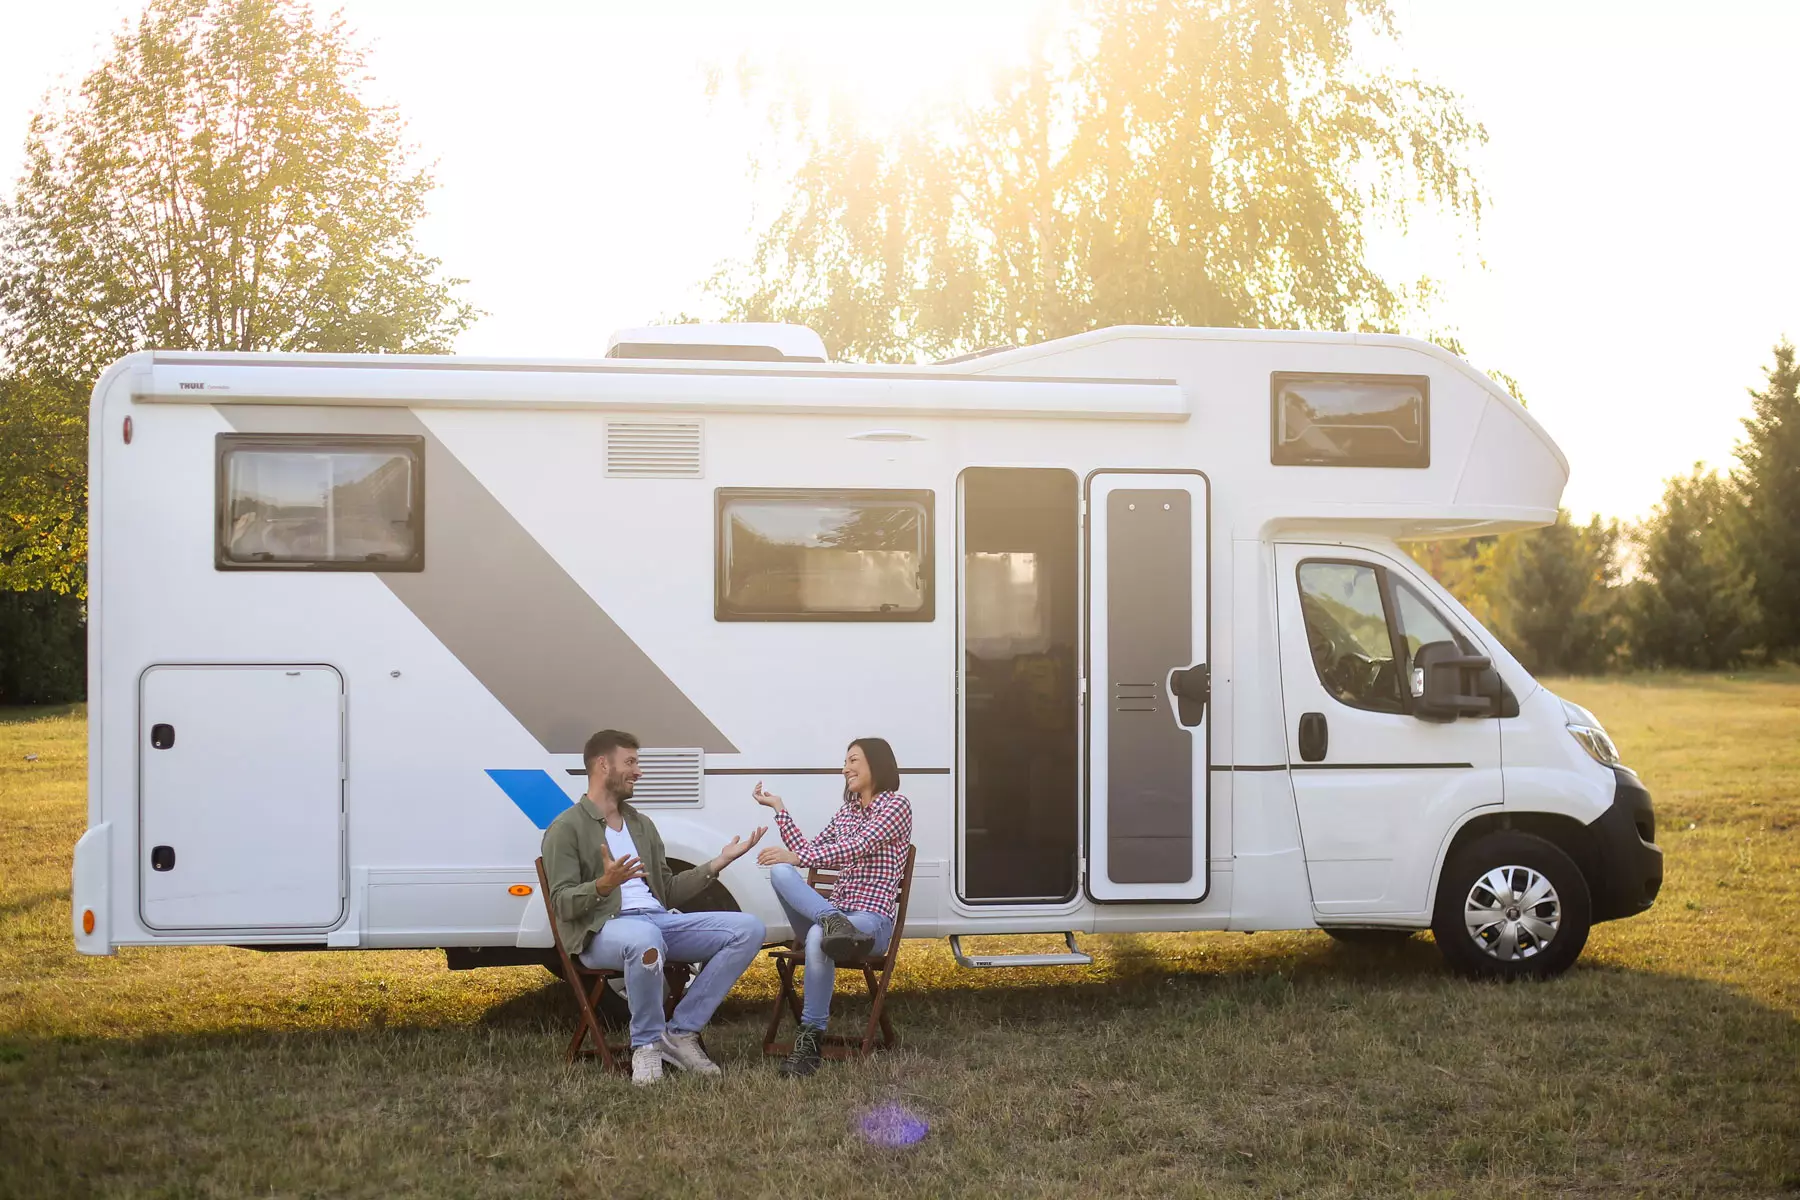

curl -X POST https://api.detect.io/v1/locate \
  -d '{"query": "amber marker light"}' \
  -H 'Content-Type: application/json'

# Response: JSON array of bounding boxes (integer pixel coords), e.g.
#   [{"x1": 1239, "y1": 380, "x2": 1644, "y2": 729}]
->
[
  {"x1": 82, "y1": 909, "x2": 95, "y2": 935},
  {"x1": 508, "y1": 885, "x2": 532, "y2": 897}
]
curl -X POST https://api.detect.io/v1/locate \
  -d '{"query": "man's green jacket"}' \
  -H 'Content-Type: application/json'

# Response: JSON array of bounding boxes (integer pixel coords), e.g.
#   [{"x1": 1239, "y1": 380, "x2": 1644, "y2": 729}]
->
[{"x1": 541, "y1": 795, "x2": 719, "y2": 955}]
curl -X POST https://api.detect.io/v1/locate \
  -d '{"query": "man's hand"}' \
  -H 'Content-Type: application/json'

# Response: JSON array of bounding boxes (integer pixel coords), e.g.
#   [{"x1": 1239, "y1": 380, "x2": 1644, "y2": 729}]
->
[
  {"x1": 597, "y1": 840, "x2": 646, "y2": 896},
  {"x1": 757, "y1": 845, "x2": 802, "y2": 868},
  {"x1": 751, "y1": 782, "x2": 786, "y2": 813},
  {"x1": 708, "y1": 826, "x2": 767, "y2": 875}
]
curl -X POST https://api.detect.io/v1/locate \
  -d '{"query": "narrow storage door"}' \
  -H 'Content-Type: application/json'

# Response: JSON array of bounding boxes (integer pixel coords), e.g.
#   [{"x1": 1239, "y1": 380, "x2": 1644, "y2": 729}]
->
[
  {"x1": 1085, "y1": 472, "x2": 1211, "y2": 901},
  {"x1": 140, "y1": 665, "x2": 345, "y2": 931}
]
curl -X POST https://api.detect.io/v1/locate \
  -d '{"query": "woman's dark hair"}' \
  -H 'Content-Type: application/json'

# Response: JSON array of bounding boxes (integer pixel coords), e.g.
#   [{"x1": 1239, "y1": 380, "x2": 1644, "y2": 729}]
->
[{"x1": 848, "y1": 737, "x2": 901, "y2": 798}]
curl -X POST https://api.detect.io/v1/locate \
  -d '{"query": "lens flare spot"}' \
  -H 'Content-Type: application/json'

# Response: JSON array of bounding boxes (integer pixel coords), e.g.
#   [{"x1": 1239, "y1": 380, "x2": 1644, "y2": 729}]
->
[{"x1": 858, "y1": 1103, "x2": 929, "y2": 1148}]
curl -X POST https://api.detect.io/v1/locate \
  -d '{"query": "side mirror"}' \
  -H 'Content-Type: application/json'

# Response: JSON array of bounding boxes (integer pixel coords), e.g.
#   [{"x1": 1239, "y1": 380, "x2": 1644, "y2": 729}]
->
[{"x1": 1412, "y1": 641, "x2": 1495, "y2": 721}]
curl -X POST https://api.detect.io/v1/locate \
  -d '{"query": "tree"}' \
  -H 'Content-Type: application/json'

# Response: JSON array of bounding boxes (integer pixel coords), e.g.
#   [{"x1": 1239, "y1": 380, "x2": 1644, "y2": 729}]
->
[
  {"x1": 1624, "y1": 466, "x2": 1759, "y2": 670},
  {"x1": 1486, "y1": 510, "x2": 1622, "y2": 675},
  {"x1": 1735, "y1": 339, "x2": 1800, "y2": 657},
  {"x1": 0, "y1": 0, "x2": 477, "y2": 596},
  {"x1": 715, "y1": 0, "x2": 1484, "y2": 361}
]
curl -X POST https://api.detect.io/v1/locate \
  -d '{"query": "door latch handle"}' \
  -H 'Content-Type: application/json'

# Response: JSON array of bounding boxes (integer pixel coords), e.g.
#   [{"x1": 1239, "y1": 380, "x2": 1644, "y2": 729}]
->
[
  {"x1": 1170, "y1": 664, "x2": 1209, "y2": 727},
  {"x1": 1298, "y1": 712, "x2": 1329, "y2": 762}
]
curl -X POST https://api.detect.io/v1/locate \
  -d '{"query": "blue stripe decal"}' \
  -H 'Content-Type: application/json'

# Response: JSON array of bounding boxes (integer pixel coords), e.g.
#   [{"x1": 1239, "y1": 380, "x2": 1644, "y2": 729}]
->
[{"x1": 486, "y1": 769, "x2": 575, "y2": 830}]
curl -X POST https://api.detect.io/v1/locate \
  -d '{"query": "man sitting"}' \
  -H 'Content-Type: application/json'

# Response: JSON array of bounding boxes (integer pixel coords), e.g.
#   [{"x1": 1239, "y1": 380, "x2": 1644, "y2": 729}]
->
[{"x1": 542, "y1": 729, "x2": 767, "y2": 1085}]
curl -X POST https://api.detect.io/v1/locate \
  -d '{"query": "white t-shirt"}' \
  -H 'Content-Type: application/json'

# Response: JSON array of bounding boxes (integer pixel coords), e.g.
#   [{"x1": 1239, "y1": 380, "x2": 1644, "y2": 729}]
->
[{"x1": 604, "y1": 822, "x2": 665, "y2": 914}]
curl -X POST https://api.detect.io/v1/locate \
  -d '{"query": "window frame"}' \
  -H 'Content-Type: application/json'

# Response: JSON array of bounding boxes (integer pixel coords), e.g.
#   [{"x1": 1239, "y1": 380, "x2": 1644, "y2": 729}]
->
[
  {"x1": 214, "y1": 433, "x2": 426, "y2": 573},
  {"x1": 713, "y1": 487, "x2": 936, "y2": 622},
  {"x1": 1269, "y1": 371, "x2": 1432, "y2": 469},
  {"x1": 1294, "y1": 556, "x2": 1480, "y2": 718}
]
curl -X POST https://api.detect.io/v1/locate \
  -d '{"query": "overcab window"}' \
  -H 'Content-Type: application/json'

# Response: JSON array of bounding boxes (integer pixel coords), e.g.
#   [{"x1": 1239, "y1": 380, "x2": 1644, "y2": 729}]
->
[
  {"x1": 216, "y1": 434, "x2": 424, "y2": 571},
  {"x1": 1271, "y1": 372, "x2": 1430, "y2": 468},
  {"x1": 716, "y1": 489, "x2": 933, "y2": 621}
]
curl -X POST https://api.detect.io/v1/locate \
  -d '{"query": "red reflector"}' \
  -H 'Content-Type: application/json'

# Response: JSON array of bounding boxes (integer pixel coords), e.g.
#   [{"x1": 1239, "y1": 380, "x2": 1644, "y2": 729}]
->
[
  {"x1": 122, "y1": 416, "x2": 133, "y2": 444},
  {"x1": 82, "y1": 908, "x2": 95, "y2": 935}
]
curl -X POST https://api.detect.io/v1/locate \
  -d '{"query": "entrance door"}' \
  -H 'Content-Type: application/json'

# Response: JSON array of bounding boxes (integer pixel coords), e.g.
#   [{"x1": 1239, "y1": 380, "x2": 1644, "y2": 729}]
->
[
  {"x1": 957, "y1": 468, "x2": 1081, "y2": 903},
  {"x1": 1273, "y1": 546, "x2": 1503, "y2": 915},
  {"x1": 1085, "y1": 471, "x2": 1210, "y2": 902},
  {"x1": 140, "y1": 664, "x2": 345, "y2": 930}
]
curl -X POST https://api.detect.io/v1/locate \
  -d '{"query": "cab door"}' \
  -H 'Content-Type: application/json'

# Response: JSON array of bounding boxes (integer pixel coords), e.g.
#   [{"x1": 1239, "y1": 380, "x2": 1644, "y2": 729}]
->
[
  {"x1": 1273, "y1": 546, "x2": 1502, "y2": 916},
  {"x1": 1085, "y1": 471, "x2": 1210, "y2": 902}
]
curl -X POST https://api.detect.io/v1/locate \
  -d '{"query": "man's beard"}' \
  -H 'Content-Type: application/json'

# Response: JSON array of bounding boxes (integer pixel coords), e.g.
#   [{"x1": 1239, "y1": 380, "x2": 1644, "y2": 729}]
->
[{"x1": 607, "y1": 777, "x2": 635, "y2": 801}]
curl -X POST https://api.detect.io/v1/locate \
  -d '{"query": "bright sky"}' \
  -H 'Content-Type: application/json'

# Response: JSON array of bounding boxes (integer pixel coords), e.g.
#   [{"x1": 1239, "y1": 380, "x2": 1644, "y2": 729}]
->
[{"x1": 2, "y1": 0, "x2": 1796, "y2": 522}]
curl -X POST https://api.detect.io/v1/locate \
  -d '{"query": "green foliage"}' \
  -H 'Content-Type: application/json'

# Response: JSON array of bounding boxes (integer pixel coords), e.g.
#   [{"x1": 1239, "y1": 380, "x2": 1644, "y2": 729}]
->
[
  {"x1": 1480, "y1": 511, "x2": 1622, "y2": 675},
  {"x1": 1410, "y1": 514, "x2": 1622, "y2": 675},
  {"x1": 0, "y1": 588, "x2": 84, "y2": 704},
  {"x1": 0, "y1": 0, "x2": 478, "y2": 386},
  {"x1": 0, "y1": 0, "x2": 478, "y2": 618},
  {"x1": 1625, "y1": 466, "x2": 1760, "y2": 670},
  {"x1": 1735, "y1": 339, "x2": 1800, "y2": 656},
  {"x1": 0, "y1": 375, "x2": 86, "y2": 595},
  {"x1": 716, "y1": 0, "x2": 1484, "y2": 361}
]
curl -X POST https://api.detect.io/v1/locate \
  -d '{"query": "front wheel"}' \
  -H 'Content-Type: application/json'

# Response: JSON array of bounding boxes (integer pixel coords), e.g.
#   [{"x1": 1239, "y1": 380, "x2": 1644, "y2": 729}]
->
[{"x1": 1431, "y1": 831, "x2": 1591, "y2": 980}]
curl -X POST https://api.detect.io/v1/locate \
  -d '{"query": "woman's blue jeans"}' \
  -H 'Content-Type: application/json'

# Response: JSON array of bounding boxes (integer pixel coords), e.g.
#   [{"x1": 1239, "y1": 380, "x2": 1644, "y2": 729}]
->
[{"x1": 768, "y1": 862, "x2": 894, "y2": 1031}]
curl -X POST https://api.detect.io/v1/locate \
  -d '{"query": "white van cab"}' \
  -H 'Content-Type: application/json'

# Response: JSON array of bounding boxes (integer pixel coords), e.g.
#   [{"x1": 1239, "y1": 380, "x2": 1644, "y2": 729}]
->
[{"x1": 71, "y1": 323, "x2": 1661, "y2": 985}]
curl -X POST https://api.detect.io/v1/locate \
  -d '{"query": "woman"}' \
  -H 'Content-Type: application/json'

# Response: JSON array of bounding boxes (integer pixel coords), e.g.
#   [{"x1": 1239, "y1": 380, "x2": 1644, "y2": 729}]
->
[{"x1": 754, "y1": 737, "x2": 913, "y2": 1079}]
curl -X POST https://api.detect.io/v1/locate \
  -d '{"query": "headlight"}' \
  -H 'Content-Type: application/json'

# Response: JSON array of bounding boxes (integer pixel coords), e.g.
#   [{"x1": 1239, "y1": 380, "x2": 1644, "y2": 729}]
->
[{"x1": 1561, "y1": 698, "x2": 1621, "y2": 766}]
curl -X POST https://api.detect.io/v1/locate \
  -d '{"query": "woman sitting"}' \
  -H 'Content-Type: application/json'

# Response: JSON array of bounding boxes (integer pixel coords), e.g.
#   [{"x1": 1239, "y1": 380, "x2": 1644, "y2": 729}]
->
[{"x1": 753, "y1": 737, "x2": 913, "y2": 1079}]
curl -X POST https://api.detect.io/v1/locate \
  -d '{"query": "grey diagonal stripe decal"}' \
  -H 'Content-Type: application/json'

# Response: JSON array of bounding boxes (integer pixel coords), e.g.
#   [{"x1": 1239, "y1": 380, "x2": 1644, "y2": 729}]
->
[{"x1": 218, "y1": 405, "x2": 736, "y2": 753}]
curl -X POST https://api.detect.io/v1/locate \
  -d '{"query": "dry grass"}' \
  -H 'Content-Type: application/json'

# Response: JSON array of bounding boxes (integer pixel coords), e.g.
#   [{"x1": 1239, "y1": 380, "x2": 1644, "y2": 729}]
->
[{"x1": 1, "y1": 673, "x2": 1797, "y2": 1198}]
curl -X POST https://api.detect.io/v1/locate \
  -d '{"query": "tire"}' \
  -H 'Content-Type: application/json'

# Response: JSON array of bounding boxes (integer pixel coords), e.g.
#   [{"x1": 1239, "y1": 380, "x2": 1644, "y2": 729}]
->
[
  {"x1": 1323, "y1": 927, "x2": 1417, "y2": 946},
  {"x1": 1432, "y1": 831, "x2": 1591, "y2": 980}
]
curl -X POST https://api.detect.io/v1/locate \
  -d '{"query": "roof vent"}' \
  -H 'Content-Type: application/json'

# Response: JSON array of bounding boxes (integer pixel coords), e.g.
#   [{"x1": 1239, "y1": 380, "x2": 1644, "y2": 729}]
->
[
  {"x1": 631, "y1": 748, "x2": 704, "y2": 804},
  {"x1": 606, "y1": 420, "x2": 703, "y2": 478},
  {"x1": 605, "y1": 322, "x2": 827, "y2": 363}
]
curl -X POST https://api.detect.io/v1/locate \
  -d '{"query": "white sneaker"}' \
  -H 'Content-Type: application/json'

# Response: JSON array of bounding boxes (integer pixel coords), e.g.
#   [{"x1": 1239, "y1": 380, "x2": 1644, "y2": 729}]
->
[
  {"x1": 659, "y1": 1030, "x2": 722, "y2": 1076},
  {"x1": 630, "y1": 1043, "x2": 664, "y2": 1086}
]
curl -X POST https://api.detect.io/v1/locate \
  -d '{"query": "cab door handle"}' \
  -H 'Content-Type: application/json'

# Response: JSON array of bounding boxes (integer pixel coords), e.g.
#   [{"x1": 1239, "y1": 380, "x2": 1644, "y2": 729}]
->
[{"x1": 1298, "y1": 712, "x2": 1329, "y2": 762}]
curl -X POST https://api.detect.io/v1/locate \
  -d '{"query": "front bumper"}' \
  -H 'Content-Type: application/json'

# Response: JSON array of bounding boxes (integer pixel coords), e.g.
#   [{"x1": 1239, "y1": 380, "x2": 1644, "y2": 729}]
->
[{"x1": 1586, "y1": 767, "x2": 1663, "y2": 922}]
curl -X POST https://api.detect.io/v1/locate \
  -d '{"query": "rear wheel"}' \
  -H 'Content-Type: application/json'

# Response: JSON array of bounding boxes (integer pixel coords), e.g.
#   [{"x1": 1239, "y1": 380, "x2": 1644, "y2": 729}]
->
[{"x1": 1432, "y1": 831, "x2": 1591, "y2": 980}]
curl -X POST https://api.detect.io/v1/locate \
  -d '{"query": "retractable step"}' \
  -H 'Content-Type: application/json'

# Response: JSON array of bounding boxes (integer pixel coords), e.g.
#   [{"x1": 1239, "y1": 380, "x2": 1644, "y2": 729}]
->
[{"x1": 948, "y1": 932, "x2": 1093, "y2": 968}]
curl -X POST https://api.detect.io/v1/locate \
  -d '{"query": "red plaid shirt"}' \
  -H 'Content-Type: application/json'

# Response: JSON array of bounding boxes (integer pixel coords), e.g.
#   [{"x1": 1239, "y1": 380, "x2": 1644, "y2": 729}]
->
[{"x1": 774, "y1": 791, "x2": 912, "y2": 919}]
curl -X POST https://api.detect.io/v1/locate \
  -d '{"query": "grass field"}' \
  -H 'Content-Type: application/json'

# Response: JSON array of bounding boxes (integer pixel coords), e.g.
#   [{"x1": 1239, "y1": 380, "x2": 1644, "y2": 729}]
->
[{"x1": 2, "y1": 673, "x2": 1797, "y2": 1198}]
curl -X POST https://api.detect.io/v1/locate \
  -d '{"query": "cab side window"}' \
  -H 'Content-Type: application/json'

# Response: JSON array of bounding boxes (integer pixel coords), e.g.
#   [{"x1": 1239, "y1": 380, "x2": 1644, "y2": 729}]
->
[
  {"x1": 1297, "y1": 562, "x2": 1405, "y2": 714},
  {"x1": 1393, "y1": 579, "x2": 1468, "y2": 699}
]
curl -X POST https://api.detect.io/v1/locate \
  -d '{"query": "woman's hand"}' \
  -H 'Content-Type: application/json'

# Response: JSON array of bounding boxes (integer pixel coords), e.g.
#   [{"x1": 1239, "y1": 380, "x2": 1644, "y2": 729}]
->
[
  {"x1": 757, "y1": 846, "x2": 802, "y2": 868},
  {"x1": 751, "y1": 781, "x2": 786, "y2": 813}
]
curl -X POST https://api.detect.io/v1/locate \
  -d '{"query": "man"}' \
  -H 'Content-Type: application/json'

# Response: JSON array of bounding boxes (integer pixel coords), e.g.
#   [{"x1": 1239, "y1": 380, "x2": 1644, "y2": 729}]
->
[{"x1": 543, "y1": 729, "x2": 767, "y2": 1085}]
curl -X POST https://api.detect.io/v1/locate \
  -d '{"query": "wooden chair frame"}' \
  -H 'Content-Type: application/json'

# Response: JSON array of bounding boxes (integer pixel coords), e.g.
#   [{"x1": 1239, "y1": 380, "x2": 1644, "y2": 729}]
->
[
  {"x1": 762, "y1": 844, "x2": 917, "y2": 1061},
  {"x1": 535, "y1": 857, "x2": 688, "y2": 1072}
]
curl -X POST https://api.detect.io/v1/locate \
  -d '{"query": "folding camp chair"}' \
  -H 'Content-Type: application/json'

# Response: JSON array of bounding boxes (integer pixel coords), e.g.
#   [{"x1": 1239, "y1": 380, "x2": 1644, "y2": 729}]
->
[
  {"x1": 534, "y1": 856, "x2": 689, "y2": 1072},
  {"x1": 762, "y1": 844, "x2": 916, "y2": 1061}
]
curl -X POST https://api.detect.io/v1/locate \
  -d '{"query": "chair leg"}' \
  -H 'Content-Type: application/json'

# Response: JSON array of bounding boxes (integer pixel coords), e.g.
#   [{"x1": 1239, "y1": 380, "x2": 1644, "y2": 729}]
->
[
  {"x1": 763, "y1": 958, "x2": 798, "y2": 1053},
  {"x1": 572, "y1": 973, "x2": 617, "y2": 1070}
]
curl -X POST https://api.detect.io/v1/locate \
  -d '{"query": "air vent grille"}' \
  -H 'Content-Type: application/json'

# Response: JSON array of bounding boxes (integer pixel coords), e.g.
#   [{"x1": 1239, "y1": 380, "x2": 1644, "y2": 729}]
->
[
  {"x1": 632, "y1": 748, "x2": 705, "y2": 804},
  {"x1": 606, "y1": 420, "x2": 703, "y2": 478}
]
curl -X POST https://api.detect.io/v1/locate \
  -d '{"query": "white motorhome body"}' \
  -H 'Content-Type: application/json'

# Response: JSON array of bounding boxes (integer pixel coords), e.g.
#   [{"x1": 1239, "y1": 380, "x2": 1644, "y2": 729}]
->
[{"x1": 73, "y1": 325, "x2": 1662, "y2": 978}]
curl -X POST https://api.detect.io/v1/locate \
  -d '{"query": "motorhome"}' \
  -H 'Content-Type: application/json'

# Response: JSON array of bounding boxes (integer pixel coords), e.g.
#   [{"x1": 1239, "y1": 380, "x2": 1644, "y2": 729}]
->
[{"x1": 71, "y1": 323, "x2": 1662, "y2": 992}]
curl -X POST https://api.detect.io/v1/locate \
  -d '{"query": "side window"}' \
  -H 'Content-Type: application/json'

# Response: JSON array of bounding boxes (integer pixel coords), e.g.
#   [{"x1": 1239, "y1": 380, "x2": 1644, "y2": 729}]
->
[
  {"x1": 1393, "y1": 580, "x2": 1468, "y2": 698},
  {"x1": 1296, "y1": 562, "x2": 1405, "y2": 714},
  {"x1": 216, "y1": 434, "x2": 424, "y2": 571},
  {"x1": 716, "y1": 489, "x2": 934, "y2": 621},
  {"x1": 1271, "y1": 373, "x2": 1430, "y2": 468}
]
